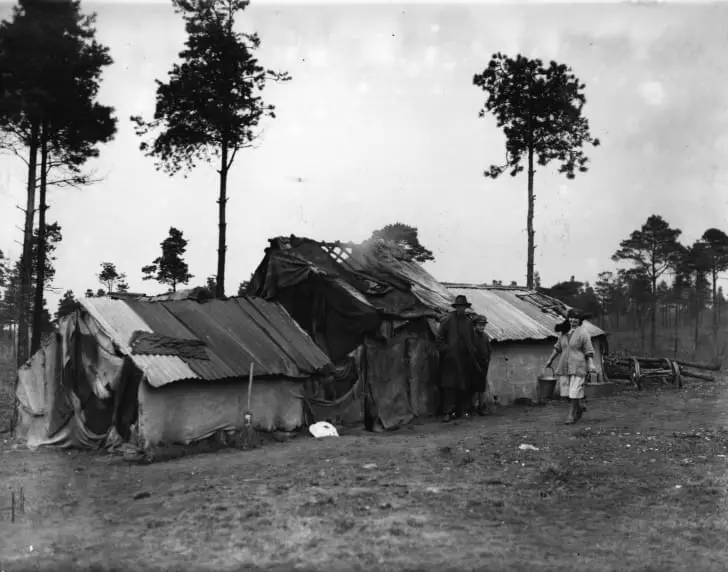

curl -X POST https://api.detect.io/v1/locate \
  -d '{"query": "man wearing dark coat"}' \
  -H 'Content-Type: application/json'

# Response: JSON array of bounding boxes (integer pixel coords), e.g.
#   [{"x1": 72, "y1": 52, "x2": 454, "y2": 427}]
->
[
  {"x1": 471, "y1": 314, "x2": 492, "y2": 415},
  {"x1": 436, "y1": 295, "x2": 482, "y2": 422}
]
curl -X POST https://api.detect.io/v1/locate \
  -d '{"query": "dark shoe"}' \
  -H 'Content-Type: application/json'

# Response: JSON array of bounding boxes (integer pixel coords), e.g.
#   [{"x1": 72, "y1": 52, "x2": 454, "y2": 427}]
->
[
  {"x1": 565, "y1": 400, "x2": 578, "y2": 425},
  {"x1": 575, "y1": 400, "x2": 586, "y2": 421}
]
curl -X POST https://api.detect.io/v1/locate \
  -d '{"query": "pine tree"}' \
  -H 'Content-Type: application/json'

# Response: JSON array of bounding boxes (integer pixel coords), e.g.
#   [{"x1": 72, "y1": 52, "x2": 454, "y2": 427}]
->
[
  {"x1": 612, "y1": 215, "x2": 683, "y2": 354},
  {"x1": 473, "y1": 54, "x2": 600, "y2": 288},
  {"x1": 0, "y1": 0, "x2": 116, "y2": 358},
  {"x1": 131, "y1": 0, "x2": 290, "y2": 298},
  {"x1": 141, "y1": 227, "x2": 194, "y2": 292}
]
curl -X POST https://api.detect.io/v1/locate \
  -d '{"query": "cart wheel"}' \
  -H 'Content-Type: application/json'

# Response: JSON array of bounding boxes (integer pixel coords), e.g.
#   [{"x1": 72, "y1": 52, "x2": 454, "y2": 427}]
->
[
  {"x1": 632, "y1": 358, "x2": 642, "y2": 390},
  {"x1": 668, "y1": 359, "x2": 682, "y2": 389}
]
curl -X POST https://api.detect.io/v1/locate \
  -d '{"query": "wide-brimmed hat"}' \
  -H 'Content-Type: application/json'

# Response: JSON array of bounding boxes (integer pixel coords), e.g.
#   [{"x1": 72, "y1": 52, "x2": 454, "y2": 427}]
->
[
  {"x1": 566, "y1": 308, "x2": 583, "y2": 319},
  {"x1": 472, "y1": 314, "x2": 488, "y2": 327},
  {"x1": 452, "y1": 295, "x2": 471, "y2": 308}
]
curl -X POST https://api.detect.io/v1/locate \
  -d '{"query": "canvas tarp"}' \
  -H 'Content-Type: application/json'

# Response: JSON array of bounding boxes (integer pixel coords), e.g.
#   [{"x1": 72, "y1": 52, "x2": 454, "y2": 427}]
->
[
  {"x1": 129, "y1": 331, "x2": 208, "y2": 360},
  {"x1": 16, "y1": 303, "x2": 323, "y2": 450},
  {"x1": 302, "y1": 328, "x2": 440, "y2": 431},
  {"x1": 251, "y1": 250, "x2": 381, "y2": 362},
  {"x1": 15, "y1": 312, "x2": 139, "y2": 449},
  {"x1": 138, "y1": 378, "x2": 306, "y2": 446},
  {"x1": 250, "y1": 238, "x2": 446, "y2": 322},
  {"x1": 363, "y1": 337, "x2": 415, "y2": 429}
]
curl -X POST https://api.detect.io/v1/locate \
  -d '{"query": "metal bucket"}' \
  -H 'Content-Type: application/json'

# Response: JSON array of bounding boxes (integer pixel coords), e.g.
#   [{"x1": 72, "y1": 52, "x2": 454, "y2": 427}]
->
[{"x1": 537, "y1": 367, "x2": 557, "y2": 403}]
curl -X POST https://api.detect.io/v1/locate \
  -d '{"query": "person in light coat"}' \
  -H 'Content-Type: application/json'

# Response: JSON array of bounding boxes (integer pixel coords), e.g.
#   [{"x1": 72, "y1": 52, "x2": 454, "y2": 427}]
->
[{"x1": 544, "y1": 309, "x2": 597, "y2": 424}]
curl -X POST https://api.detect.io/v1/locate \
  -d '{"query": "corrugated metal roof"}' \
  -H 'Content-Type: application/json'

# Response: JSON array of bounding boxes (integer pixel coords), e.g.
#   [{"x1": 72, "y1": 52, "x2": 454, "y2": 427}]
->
[
  {"x1": 81, "y1": 298, "x2": 202, "y2": 386},
  {"x1": 79, "y1": 296, "x2": 332, "y2": 388},
  {"x1": 443, "y1": 284, "x2": 606, "y2": 342}
]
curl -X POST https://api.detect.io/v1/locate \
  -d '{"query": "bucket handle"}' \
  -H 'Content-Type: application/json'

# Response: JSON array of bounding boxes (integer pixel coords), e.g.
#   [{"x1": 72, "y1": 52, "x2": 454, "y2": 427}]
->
[{"x1": 539, "y1": 365, "x2": 556, "y2": 380}]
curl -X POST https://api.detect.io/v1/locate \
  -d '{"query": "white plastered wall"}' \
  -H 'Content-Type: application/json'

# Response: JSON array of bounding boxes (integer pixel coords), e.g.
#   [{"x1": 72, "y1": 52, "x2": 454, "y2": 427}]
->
[{"x1": 487, "y1": 337, "x2": 606, "y2": 404}]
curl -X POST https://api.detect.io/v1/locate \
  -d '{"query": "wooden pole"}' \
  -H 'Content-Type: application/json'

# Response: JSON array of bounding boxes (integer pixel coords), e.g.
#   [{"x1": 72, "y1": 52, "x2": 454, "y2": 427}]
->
[
  {"x1": 681, "y1": 369, "x2": 716, "y2": 382},
  {"x1": 247, "y1": 363, "x2": 254, "y2": 414},
  {"x1": 240, "y1": 363, "x2": 256, "y2": 450}
]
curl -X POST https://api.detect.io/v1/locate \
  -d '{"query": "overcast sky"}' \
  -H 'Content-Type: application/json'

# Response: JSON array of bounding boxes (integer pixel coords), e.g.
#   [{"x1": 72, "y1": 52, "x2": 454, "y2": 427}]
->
[{"x1": 1, "y1": 0, "x2": 727, "y2": 312}]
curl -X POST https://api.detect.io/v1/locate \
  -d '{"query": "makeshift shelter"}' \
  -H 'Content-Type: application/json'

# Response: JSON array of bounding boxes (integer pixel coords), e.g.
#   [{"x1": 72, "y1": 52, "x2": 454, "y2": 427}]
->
[
  {"x1": 247, "y1": 235, "x2": 464, "y2": 430},
  {"x1": 443, "y1": 283, "x2": 609, "y2": 404},
  {"x1": 14, "y1": 294, "x2": 333, "y2": 450}
]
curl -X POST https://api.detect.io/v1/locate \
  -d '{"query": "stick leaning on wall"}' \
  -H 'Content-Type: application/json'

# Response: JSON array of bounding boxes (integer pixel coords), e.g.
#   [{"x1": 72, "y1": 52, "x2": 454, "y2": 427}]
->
[{"x1": 240, "y1": 363, "x2": 257, "y2": 449}]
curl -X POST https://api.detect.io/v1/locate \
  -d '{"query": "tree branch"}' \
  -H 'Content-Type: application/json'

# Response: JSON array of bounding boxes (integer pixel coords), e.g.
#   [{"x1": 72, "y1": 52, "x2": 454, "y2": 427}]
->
[{"x1": 1, "y1": 144, "x2": 30, "y2": 167}]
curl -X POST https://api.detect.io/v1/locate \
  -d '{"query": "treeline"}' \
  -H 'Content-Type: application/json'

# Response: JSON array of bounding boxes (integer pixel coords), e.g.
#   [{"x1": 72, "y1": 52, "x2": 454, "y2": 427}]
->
[
  {"x1": 0, "y1": 225, "x2": 254, "y2": 350},
  {"x1": 0, "y1": 0, "x2": 287, "y2": 366},
  {"x1": 539, "y1": 214, "x2": 728, "y2": 358}
]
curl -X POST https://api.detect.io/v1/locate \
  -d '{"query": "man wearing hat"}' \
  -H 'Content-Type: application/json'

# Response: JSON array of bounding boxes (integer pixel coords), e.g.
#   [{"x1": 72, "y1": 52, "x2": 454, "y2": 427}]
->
[
  {"x1": 435, "y1": 294, "x2": 482, "y2": 422},
  {"x1": 471, "y1": 314, "x2": 492, "y2": 415}
]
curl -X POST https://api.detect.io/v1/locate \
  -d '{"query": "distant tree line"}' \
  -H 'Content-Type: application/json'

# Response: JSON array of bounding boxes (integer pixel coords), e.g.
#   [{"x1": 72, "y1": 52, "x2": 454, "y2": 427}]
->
[{"x1": 539, "y1": 215, "x2": 728, "y2": 358}]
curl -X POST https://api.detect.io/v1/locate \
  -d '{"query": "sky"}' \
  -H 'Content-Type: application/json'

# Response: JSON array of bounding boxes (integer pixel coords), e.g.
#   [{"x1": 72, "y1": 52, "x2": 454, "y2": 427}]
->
[{"x1": 1, "y1": 0, "x2": 728, "y2": 313}]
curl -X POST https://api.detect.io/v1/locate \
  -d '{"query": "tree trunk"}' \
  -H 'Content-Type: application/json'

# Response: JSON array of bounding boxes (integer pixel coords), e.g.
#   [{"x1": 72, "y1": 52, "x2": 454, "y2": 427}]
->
[
  {"x1": 650, "y1": 277, "x2": 657, "y2": 355},
  {"x1": 526, "y1": 146, "x2": 535, "y2": 289},
  {"x1": 639, "y1": 309, "x2": 645, "y2": 350},
  {"x1": 712, "y1": 267, "x2": 718, "y2": 326},
  {"x1": 216, "y1": 144, "x2": 229, "y2": 299},
  {"x1": 673, "y1": 303, "x2": 679, "y2": 358},
  {"x1": 31, "y1": 122, "x2": 49, "y2": 354},
  {"x1": 17, "y1": 121, "x2": 40, "y2": 367},
  {"x1": 694, "y1": 305, "x2": 700, "y2": 359},
  {"x1": 632, "y1": 304, "x2": 637, "y2": 333},
  {"x1": 712, "y1": 267, "x2": 719, "y2": 352}
]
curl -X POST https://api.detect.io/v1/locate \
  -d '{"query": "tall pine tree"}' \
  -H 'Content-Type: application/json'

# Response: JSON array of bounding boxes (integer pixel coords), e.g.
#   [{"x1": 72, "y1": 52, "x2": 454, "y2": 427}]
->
[
  {"x1": 473, "y1": 54, "x2": 600, "y2": 288},
  {"x1": 0, "y1": 0, "x2": 116, "y2": 359},
  {"x1": 132, "y1": 0, "x2": 290, "y2": 298}
]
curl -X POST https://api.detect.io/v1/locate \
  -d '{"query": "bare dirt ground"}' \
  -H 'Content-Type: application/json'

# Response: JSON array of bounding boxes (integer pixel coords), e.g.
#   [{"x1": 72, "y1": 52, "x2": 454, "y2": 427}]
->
[{"x1": 2, "y1": 377, "x2": 728, "y2": 572}]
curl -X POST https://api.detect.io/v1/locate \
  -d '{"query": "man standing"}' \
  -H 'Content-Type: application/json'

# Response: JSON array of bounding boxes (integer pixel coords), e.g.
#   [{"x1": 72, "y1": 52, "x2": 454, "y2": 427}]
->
[
  {"x1": 436, "y1": 295, "x2": 481, "y2": 422},
  {"x1": 472, "y1": 315, "x2": 491, "y2": 415}
]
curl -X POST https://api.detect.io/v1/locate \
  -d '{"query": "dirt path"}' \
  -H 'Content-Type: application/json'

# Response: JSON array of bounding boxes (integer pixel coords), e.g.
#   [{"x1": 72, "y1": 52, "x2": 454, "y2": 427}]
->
[{"x1": 2, "y1": 378, "x2": 728, "y2": 571}]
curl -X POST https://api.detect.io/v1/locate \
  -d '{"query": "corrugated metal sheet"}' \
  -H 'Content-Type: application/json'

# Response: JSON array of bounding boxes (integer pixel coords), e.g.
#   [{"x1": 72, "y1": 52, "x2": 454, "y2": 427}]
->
[
  {"x1": 443, "y1": 285, "x2": 605, "y2": 342},
  {"x1": 241, "y1": 297, "x2": 334, "y2": 369},
  {"x1": 82, "y1": 297, "x2": 152, "y2": 348},
  {"x1": 123, "y1": 299, "x2": 199, "y2": 340},
  {"x1": 129, "y1": 300, "x2": 238, "y2": 383},
  {"x1": 132, "y1": 354, "x2": 204, "y2": 386},
  {"x1": 81, "y1": 298, "x2": 201, "y2": 386},
  {"x1": 80, "y1": 295, "x2": 332, "y2": 388},
  {"x1": 164, "y1": 298, "x2": 302, "y2": 379}
]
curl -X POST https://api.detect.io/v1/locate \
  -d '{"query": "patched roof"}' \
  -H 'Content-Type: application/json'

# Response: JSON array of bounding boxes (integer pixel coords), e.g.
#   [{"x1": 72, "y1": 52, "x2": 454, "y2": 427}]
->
[
  {"x1": 249, "y1": 235, "x2": 455, "y2": 319},
  {"x1": 80, "y1": 296, "x2": 333, "y2": 388},
  {"x1": 443, "y1": 283, "x2": 606, "y2": 343}
]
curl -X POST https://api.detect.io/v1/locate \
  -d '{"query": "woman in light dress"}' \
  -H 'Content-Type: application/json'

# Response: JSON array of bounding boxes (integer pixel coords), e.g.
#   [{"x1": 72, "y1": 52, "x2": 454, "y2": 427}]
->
[{"x1": 544, "y1": 309, "x2": 597, "y2": 424}]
